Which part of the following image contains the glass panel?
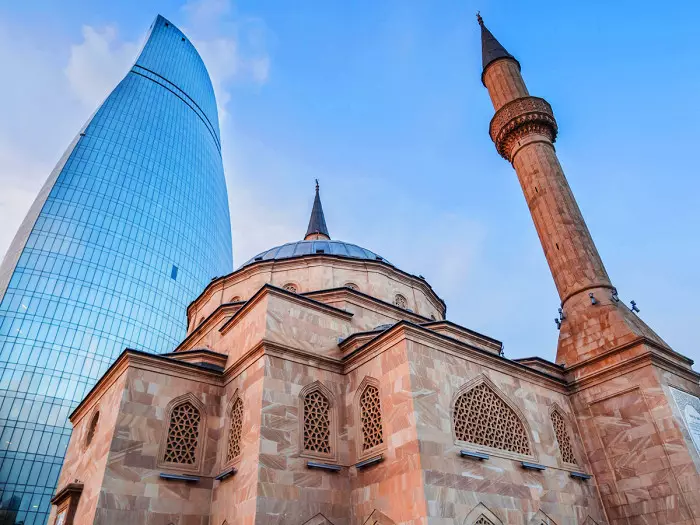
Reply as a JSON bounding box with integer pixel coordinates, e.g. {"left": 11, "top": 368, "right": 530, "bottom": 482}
{"left": 0, "top": 16, "right": 233, "bottom": 523}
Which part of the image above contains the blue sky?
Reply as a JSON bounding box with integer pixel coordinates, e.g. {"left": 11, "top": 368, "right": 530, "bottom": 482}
{"left": 1, "top": 0, "right": 699, "bottom": 366}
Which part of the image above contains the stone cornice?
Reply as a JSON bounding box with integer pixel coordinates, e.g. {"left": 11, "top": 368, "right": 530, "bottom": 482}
{"left": 182, "top": 301, "right": 243, "bottom": 344}
{"left": 421, "top": 320, "right": 503, "bottom": 354}
{"left": 165, "top": 348, "right": 228, "bottom": 370}
{"left": 342, "top": 321, "right": 569, "bottom": 391}
{"left": 218, "top": 284, "right": 353, "bottom": 335}
{"left": 69, "top": 349, "right": 223, "bottom": 422}
{"left": 306, "top": 287, "right": 432, "bottom": 324}
{"left": 187, "top": 253, "right": 446, "bottom": 319}
{"left": 51, "top": 482, "right": 83, "bottom": 505}
{"left": 566, "top": 339, "right": 700, "bottom": 393}
{"left": 69, "top": 351, "right": 131, "bottom": 423}
{"left": 489, "top": 96, "right": 557, "bottom": 161}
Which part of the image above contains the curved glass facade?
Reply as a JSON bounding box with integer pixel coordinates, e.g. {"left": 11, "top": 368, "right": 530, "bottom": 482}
{"left": 0, "top": 16, "right": 232, "bottom": 524}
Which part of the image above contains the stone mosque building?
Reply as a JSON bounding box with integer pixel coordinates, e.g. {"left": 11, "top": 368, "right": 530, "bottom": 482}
{"left": 49, "top": 17, "right": 700, "bottom": 525}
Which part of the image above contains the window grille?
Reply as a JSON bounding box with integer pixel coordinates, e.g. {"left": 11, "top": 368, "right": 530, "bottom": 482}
{"left": 394, "top": 294, "right": 407, "bottom": 309}
{"left": 226, "top": 398, "right": 243, "bottom": 463}
{"left": 360, "top": 385, "right": 384, "bottom": 452}
{"left": 283, "top": 283, "right": 298, "bottom": 293}
{"left": 303, "top": 390, "right": 331, "bottom": 454}
{"left": 551, "top": 409, "right": 577, "bottom": 464}
{"left": 474, "top": 517, "right": 495, "bottom": 525}
{"left": 164, "top": 401, "right": 201, "bottom": 464}
{"left": 453, "top": 382, "right": 531, "bottom": 455}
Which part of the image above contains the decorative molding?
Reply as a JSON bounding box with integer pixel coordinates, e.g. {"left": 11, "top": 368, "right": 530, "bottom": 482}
{"left": 157, "top": 392, "right": 207, "bottom": 475}
{"left": 353, "top": 376, "right": 387, "bottom": 461}
{"left": 186, "top": 254, "right": 447, "bottom": 321}
{"left": 489, "top": 96, "right": 558, "bottom": 161}
{"left": 451, "top": 374, "right": 536, "bottom": 461}
{"left": 299, "top": 380, "right": 338, "bottom": 462}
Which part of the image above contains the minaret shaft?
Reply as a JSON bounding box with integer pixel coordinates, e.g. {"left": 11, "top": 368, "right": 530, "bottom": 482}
{"left": 480, "top": 30, "right": 668, "bottom": 367}
{"left": 483, "top": 60, "right": 529, "bottom": 110}
{"left": 485, "top": 60, "right": 612, "bottom": 303}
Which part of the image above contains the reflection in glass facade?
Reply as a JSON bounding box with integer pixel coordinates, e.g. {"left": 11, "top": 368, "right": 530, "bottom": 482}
{"left": 0, "top": 16, "right": 233, "bottom": 524}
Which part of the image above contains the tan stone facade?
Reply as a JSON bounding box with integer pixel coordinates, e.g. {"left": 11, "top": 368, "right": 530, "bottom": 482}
{"left": 49, "top": 18, "right": 700, "bottom": 525}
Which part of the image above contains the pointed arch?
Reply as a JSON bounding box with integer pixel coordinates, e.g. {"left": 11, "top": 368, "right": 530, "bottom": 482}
{"left": 363, "top": 509, "right": 396, "bottom": 525}
{"left": 158, "top": 392, "right": 207, "bottom": 473}
{"left": 549, "top": 403, "right": 578, "bottom": 466}
{"left": 300, "top": 513, "right": 336, "bottom": 525}
{"left": 452, "top": 375, "right": 535, "bottom": 460}
{"left": 527, "top": 510, "right": 558, "bottom": 525}
{"left": 354, "top": 376, "right": 386, "bottom": 461}
{"left": 463, "top": 503, "right": 505, "bottom": 525}
{"left": 299, "top": 380, "right": 338, "bottom": 462}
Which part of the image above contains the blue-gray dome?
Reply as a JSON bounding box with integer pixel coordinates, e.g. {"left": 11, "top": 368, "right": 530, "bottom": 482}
{"left": 240, "top": 240, "right": 391, "bottom": 269}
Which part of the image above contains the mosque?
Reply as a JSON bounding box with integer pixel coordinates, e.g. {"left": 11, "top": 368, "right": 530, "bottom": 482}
{"left": 49, "top": 17, "right": 700, "bottom": 525}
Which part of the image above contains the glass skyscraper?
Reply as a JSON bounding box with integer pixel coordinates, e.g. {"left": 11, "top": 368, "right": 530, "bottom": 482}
{"left": 0, "top": 15, "right": 233, "bottom": 524}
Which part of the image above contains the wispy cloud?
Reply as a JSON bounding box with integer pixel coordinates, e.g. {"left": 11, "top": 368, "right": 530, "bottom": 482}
{"left": 64, "top": 25, "right": 141, "bottom": 108}
{"left": 182, "top": 0, "right": 271, "bottom": 119}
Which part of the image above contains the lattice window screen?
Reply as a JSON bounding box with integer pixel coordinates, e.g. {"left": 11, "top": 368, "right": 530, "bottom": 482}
{"left": 453, "top": 382, "right": 531, "bottom": 455}
{"left": 227, "top": 397, "right": 244, "bottom": 463}
{"left": 474, "top": 516, "right": 495, "bottom": 525}
{"left": 303, "top": 390, "right": 331, "bottom": 454}
{"left": 551, "top": 410, "right": 577, "bottom": 464}
{"left": 394, "top": 294, "right": 407, "bottom": 309}
{"left": 360, "top": 385, "right": 384, "bottom": 451}
{"left": 283, "top": 283, "right": 298, "bottom": 293}
{"left": 164, "top": 401, "right": 201, "bottom": 464}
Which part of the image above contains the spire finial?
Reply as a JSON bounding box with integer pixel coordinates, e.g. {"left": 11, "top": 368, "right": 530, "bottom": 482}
{"left": 479, "top": 16, "right": 520, "bottom": 85}
{"left": 304, "top": 180, "right": 330, "bottom": 241}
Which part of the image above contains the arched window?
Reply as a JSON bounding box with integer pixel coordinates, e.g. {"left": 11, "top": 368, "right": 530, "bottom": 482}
{"left": 283, "top": 283, "right": 298, "bottom": 293}
{"left": 355, "top": 377, "right": 385, "bottom": 459}
{"left": 453, "top": 379, "right": 531, "bottom": 456}
{"left": 226, "top": 397, "right": 244, "bottom": 464}
{"left": 345, "top": 282, "right": 359, "bottom": 291}
{"left": 551, "top": 409, "right": 577, "bottom": 465}
{"left": 300, "top": 382, "right": 336, "bottom": 460}
{"left": 230, "top": 295, "right": 241, "bottom": 302}
{"left": 475, "top": 517, "right": 495, "bottom": 525}
{"left": 393, "top": 294, "right": 407, "bottom": 309}
{"left": 85, "top": 411, "right": 99, "bottom": 447}
{"left": 159, "top": 393, "right": 206, "bottom": 472}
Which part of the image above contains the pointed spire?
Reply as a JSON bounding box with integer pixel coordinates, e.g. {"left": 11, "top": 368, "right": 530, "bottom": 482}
{"left": 304, "top": 179, "right": 330, "bottom": 241}
{"left": 478, "top": 13, "right": 520, "bottom": 84}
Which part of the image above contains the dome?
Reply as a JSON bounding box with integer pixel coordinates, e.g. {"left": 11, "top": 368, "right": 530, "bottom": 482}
{"left": 239, "top": 240, "right": 391, "bottom": 269}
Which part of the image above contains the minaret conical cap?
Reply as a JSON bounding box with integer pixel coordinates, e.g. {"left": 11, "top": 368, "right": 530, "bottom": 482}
{"left": 304, "top": 180, "right": 330, "bottom": 240}
{"left": 477, "top": 13, "right": 520, "bottom": 84}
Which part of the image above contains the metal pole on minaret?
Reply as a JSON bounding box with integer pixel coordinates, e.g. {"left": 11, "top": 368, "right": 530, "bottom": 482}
{"left": 477, "top": 15, "right": 668, "bottom": 366}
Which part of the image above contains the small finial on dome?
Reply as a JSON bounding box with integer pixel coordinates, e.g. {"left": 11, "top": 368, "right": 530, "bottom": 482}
{"left": 476, "top": 11, "right": 483, "bottom": 26}
{"left": 305, "top": 180, "right": 330, "bottom": 241}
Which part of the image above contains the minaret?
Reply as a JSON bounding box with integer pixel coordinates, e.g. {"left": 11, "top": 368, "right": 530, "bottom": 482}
{"left": 305, "top": 180, "right": 331, "bottom": 241}
{"left": 477, "top": 15, "right": 667, "bottom": 366}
